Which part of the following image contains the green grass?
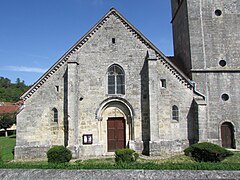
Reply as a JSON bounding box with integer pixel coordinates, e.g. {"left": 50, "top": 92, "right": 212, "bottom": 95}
{"left": 0, "top": 135, "right": 16, "bottom": 162}
{"left": 0, "top": 157, "right": 240, "bottom": 170}
{"left": 0, "top": 136, "right": 239, "bottom": 170}
{"left": 223, "top": 151, "right": 240, "bottom": 163}
{"left": 0, "top": 153, "right": 239, "bottom": 170}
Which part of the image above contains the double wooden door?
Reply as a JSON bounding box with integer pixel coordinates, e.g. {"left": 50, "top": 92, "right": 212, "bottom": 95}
{"left": 107, "top": 117, "right": 125, "bottom": 152}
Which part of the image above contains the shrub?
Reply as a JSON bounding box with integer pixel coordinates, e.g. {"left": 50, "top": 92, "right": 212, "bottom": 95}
{"left": 184, "top": 142, "right": 233, "bottom": 162}
{"left": 115, "top": 148, "right": 139, "bottom": 163}
{"left": 47, "top": 146, "right": 72, "bottom": 163}
{"left": 184, "top": 146, "right": 193, "bottom": 157}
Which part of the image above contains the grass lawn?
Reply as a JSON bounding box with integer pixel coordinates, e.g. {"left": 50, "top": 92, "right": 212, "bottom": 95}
{"left": 1, "top": 153, "right": 240, "bottom": 170}
{"left": 0, "top": 135, "right": 240, "bottom": 170}
{"left": 0, "top": 135, "right": 16, "bottom": 162}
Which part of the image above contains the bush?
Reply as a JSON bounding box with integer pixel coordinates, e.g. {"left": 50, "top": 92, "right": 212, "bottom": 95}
{"left": 184, "top": 142, "right": 233, "bottom": 162}
{"left": 47, "top": 146, "right": 72, "bottom": 163}
{"left": 115, "top": 148, "right": 139, "bottom": 163}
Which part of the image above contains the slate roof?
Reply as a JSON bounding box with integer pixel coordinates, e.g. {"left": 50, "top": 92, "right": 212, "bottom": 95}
{"left": 21, "top": 8, "right": 194, "bottom": 101}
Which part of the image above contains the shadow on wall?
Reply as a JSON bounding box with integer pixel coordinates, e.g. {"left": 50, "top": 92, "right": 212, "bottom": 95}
{"left": 187, "top": 100, "right": 199, "bottom": 145}
{"left": 63, "top": 70, "right": 69, "bottom": 147}
{"left": 140, "top": 58, "right": 150, "bottom": 155}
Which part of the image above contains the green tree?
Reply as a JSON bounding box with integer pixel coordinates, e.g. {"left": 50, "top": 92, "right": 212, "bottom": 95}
{"left": 0, "top": 77, "right": 30, "bottom": 102}
{"left": 0, "top": 113, "right": 16, "bottom": 137}
{"left": 0, "top": 77, "right": 11, "bottom": 88}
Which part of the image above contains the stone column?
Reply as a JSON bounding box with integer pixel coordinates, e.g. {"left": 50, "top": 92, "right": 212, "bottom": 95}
{"left": 67, "top": 60, "right": 79, "bottom": 157}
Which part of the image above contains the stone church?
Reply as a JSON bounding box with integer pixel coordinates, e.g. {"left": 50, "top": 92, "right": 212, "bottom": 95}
{"left": 15, "top": 0, "right": 240, "bottom": 160}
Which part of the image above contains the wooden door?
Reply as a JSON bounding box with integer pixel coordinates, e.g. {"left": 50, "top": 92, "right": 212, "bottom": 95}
{"left": 221, "top": 122, "right": 234, "bottom": 148}
{"left": 107, "top": 117, "right": 125, "bottom": 152}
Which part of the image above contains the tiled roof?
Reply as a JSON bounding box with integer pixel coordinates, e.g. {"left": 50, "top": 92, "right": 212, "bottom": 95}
{"left": 0, "top": 102, "right": 22, "bottom": 114}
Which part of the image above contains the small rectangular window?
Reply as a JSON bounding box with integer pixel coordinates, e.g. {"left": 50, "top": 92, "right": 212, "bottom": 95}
{"left": 55, "top": 86, "right": 59, "bottom": 92}
{"left": 160, "top": 79, "right": 166, "bottom": 88}
{"left": 112, "top": 38, "right": 115, "bottom": 44}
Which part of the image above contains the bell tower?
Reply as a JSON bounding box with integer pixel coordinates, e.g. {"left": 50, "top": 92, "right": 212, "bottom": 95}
{"left": 171, "top": 0, "right": 240, "bottom": 148}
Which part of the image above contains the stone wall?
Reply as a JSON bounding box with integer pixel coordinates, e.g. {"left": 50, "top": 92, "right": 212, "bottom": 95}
{"left": 148, "top": 56, "right": 196, "bottom": 155}
{"left": 0, "top": 169, "right": 239, "bottom": 180}
{"left": 193, "top": 72, "right": 240, "bottom": 148}
{"left": 15, "top": 63, "right": 68, "bottom": 160}
{"left": 171, "top": 0, "right": 240, "bottom": 149}
{"left": 171, "top": 0, "right": 191, "bottom": 76}
{"left": 15, "top": 8, "right": 203, "bottom": 160}
{"left": 189, "top": 0, "right": 240, "bottom": 149}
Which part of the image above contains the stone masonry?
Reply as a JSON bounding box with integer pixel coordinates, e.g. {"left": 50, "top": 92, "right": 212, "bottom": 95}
{"left": 15, "top": 0, "right": 239, "bottom": 160}
{"left": 171, "top": 0, "right": 240, "bottom": 149}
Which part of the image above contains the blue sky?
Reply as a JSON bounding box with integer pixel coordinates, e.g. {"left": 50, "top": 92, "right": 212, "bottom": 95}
{"left": 0, "top": 0, "right": 173, "bottom": 85}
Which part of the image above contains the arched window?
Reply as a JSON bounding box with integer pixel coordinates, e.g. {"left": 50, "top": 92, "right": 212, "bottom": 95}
{"left": 172, "top": 105, "right": 179, "bottom": 121}
{"left": 52, "top": 108, "right": 58, "bottom": 123}
{"left": 107, "top": 64, "right": 125, "bottom": 95}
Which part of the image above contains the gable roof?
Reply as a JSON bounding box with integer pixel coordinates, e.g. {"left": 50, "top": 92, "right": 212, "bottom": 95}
{"left": 21, "top": 8, "right": 194, "bottom": 101}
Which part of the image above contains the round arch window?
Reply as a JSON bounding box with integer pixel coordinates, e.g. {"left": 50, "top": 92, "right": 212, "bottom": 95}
{"left": 221, "top": 94, "right": 229, "bottom": 101}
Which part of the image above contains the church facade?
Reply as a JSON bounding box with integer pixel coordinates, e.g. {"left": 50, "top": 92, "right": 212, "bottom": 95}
{"left": 15, "top": 0, "right": 239, "bottom": 160}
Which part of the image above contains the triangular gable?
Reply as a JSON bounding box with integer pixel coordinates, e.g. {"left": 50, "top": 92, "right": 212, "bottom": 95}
{"left": 21, "top": 8, "right": 194, "bottom": 101}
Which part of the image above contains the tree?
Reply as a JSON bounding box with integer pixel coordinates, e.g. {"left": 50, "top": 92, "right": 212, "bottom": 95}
{"left": 0, "top": 113, "right": 16, "bottom": 137}
{"left": 0, "top": 76, "right": 30, "bottom": 102}
{"left": 0, "top": 77, "right": 11, "bottom": 88}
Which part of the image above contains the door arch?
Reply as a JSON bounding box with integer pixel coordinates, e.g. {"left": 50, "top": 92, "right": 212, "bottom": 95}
{"left": 96, "top": 97, "right": 134, "bottom": 153}
{"left": 221, "top": 122, "right": 235, "bottom": 149}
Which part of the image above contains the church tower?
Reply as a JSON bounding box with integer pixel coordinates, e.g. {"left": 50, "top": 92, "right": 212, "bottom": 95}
{"left": 171, "top": 0, "right": 240, "bottom": 148}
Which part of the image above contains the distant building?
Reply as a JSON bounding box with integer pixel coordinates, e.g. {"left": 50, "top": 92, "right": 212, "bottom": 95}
{"left": 15, "top": 0, "right": 240, "bottom": 160}
{"left": 0, "top": 102, "right": 22, "bottom": 114}
{"left": 0, "top": 102, "right": 22, "bottom": 136}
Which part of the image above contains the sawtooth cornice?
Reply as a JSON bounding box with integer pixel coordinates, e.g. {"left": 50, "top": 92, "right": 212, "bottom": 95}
{"left": 21, "top": 8, "right": 193, "bottom": 101}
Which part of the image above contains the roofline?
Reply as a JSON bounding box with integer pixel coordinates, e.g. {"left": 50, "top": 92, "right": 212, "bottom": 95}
{"left": 21, "top": 7, "right": 193, "bottom": 100}
{"left": 21, "top": 8, "right": 115, "bottom": 100}
{"left": 110, "top": 9, "right": 193, "bottom": 87}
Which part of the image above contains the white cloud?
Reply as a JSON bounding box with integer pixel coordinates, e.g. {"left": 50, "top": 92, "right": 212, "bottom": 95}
{"left": 1, "top": 66, "right": 47, "bottom": 73}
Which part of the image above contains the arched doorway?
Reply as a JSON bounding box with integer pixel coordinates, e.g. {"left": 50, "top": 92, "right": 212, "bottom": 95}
{"left": 96, "top": 97, "right": 134, "bottom": 153}
{"left": 221, "top": 122, "right": 235, "bottom": 149}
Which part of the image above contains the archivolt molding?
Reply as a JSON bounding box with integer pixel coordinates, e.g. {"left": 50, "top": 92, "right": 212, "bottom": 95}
{"left": 95, "top": 97, "right": 134, "bottom": 121}
{"left": 219, "top": 120, "right": 236, "bottom": 130}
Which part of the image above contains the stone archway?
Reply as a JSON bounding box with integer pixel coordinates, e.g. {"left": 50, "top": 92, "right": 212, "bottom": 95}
{"left": 96, "top": 97, "right": 134, "bottom": 153}
{"left": 221, "top": 122, "right": 235, "bottom": 149}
